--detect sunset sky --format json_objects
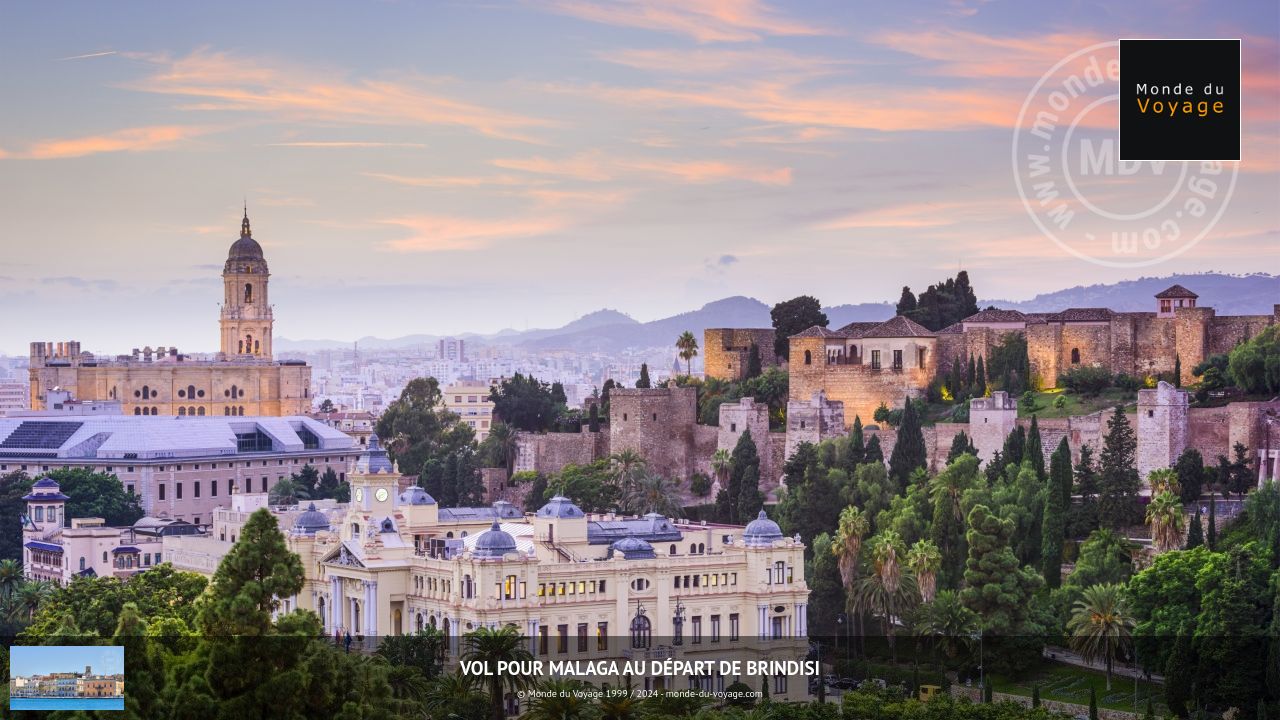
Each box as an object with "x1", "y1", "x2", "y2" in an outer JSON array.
[{"x1": 1, "y1": 0, "x2": 1277, "y2": 354}]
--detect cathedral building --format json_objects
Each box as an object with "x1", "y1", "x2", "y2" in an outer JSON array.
[{"x1": 27, "y1": 209, "x2": 312, "y2": 416}]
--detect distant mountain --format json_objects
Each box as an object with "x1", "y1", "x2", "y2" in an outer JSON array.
[
  {"x1": 984, "y1": 273, "x2": 1279, "y2": 315},
  {"x1": 275, "y1": 273, "x2": 1277, "y2": 353}
]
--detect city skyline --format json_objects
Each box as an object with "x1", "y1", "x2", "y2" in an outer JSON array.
[
  {"x1": 10, "y1": 646, "x2": 124, "y2": 679},
  {"x1": 1, "y1": 0, "x2": 1277, "y2": 355}
]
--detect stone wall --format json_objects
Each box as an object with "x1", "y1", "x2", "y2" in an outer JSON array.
[
  {"x1": 718, "y1": 397, "x2": 775, "y2": 483},
  {"x1": 970, "y1": 392, "x2": 1018, "y2": 468},
  {"x1": 789, "y1": 335, "x2": 931, "y2": 428},
  {"x1": 512, "y1": 429, "x2": 607, "y2": 476},
  {"x1": 784, "y1": 391, "x2": 846, "y2": 462},
  {"x1": 704, "y1": 328, "x2": 777, "y2": 381},
  {"x1": 609, "y1": 384, "x2": 699, "y2": 480}
]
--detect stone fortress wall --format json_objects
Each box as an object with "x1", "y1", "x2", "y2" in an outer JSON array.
[{"x1": 703, "y1": 328, "x2": 778, "y2": 382}]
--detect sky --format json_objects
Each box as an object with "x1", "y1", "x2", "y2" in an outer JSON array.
[
  {"x1": 10, "y1": 645, "x2": 124, "y2": 678},
  {"x1": 0, "y1": 0, "x2": 1277, "y2": 355}
]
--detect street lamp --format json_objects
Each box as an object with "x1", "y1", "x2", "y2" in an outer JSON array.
[{"x1": 672, "y1": 597, "x2": 685, "y2": 646}]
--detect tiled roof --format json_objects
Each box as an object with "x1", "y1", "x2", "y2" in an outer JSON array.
[
  {"x1": 862, "y1": 315, "x2": 936, "y2": 338},
  {"x1": 24, "y1": 541, "x2": 63, "y2": 553},
  {"x1": 835, "y1": 321, "x2": 882, "y2": 338},
  {"x1": 789, "y1": 325, "x2": 843, "y2": 339},
  {"x1": 1046, "y1": 308, "x2": 1116, "y2": 323},
  {"x1": 1155, "y1": 284, "x2": 1198, "y2": 299},
  {"x1": 962, "y1": 308, "x2": 1027, "y2": 324},
  {"x1": 1023, "y1": 313, "x2": 1051, "y2": 325},
  {"x1": 937, "y1": 322, "x2": 964, "y2": 334}
]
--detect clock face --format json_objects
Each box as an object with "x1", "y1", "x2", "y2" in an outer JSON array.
[
  {"x1": 375, "y1": 488, "x2": 389, "y2": 502},
  {"x1": 355, "y1": 488, "x2": 364, "y2": 502}
]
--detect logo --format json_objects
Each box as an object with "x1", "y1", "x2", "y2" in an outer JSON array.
[
  {"x1": 1013, "y1": 41, "x2": 1238, "y2": 268},
  {"x1": 1119, "y1": 39, "x2": 1241, "y2": 161}
]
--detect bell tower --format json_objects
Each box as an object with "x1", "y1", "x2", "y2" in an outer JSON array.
[{"x1": 220, "y1": 206, "x2": 274, "y2": 358}]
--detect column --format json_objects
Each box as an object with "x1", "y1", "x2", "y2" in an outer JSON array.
[
  {"x1": 330, "y1": 577, "x2": 341, "y2": 632},
  {"x1": 449, "y1": 615, "x2": 460, "y2": 657},
  {"x1": 1261, "y1": 450, "x2": 1269, "y2": 485}
]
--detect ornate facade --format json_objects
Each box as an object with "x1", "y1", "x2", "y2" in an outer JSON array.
[{"x1": 27, "y1": 209, "x2": 312, "y2": 416}]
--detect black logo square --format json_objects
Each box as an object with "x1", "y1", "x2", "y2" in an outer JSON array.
[{"x1": 1119, "y1": 39, "x2": 1240, "y2": 161}]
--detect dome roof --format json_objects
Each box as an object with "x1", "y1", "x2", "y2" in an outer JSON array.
[
  {"x1": 32, "y1": 477, "x2": 60, "y2": 489},
  {"x1": 610, "y1": 536, "x2": 655, "y2": 560},
  {"x1": 743, "y1": 510, "x2": 783, "y2": 547},
  {"x1": 354, "y1": 433, "x2": 395, "y2": 474},
  {"x1": 473, "y1": 520, "x2": 518, "y2": 559},
  {"x1": 537, "y1": 496, "x2": 584, "y2": 519},
  {"x1": 292, "y1": 503, "x2": 330, "y2": 534},
  {"x1": 228, "y1": 211, "x2": 264, "y2": 260},
  {"x1": 398, "y1": 487, "x2": 436, "y2": 506}
]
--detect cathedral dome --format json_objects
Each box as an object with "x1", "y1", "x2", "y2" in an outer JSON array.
[
  {"x1": 742, "y1": 510, "x2": 783, "y2": 547},
  {"x1": 473, "y1": 520, "x2": 518, "y2": 559},
  {"x1": 226, "y1": 209, "x2": 267, "y2": 268}
]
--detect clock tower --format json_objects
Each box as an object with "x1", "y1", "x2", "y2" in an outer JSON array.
[
  {"x1": 347, "y1": 434, "x2": 400, "y2": 524},
  {"x1": 220, "y1": 206, "x2": 274, "y2": 358}
]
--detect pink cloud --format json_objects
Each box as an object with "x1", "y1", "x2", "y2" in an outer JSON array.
[
  {"x1": 124, "y1": 49, "x2": 552, "y2": 142},
  {"x1": 379, "y1": 214, "x2": 570, "y2": 252},
  {"x1": 492, "y1": 150, "x2": 792, "y2": 185},
  {"x1": 362, "y1": 172, "x2": 550, "y2": 188},
  {"x1": 541, "y1": 0, "x2": 835, "y2": 43},
  {"x1": 15, "y1": 125, "x2": 207, "y2": 159}
]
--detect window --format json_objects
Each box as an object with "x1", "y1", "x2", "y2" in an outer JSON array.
[
  {"x1": 729, "y1": 614, "x2": 740, "y2": 641},
  {"x1": 692, "y1": 616, "x2": 702, "y2": 644},
  {"x1": 1071, "y1": 347, "x2": 1081, "y2": 364},
  {"x1": 871, "y1": 350, "x2": 881, "y2": 369},
  {"x1": 126, "y1": 484, "x2": 135, "y2": 495},
  {"x1": 176, "y1": 483, "x2": 183, "y2": 500},
  {"x1": 557, "y1": 625, "x2": 568, "y2": 654},
  {"x1": 711, "y1": 615, "x2": 721, "y2": 642},
  {"x1": 577, "y1": 623, "x2": 588, "y2": 653},
  {"x1": 730, "y1": 423, "x2": 736, "y2": 432},
  {"x1": 892, "y1": 349, "x2": 903, "y2": 369},
  {"x1": 211, "y1": 481, "x2": 217, "y2": 497},
  {"x1": 597, "y1": 622, "x2": 608, "y2": 651},
  {"x1": 773, "y1": 675, "x2": 787, "y2": 694},
  {"x1": 159, "y1": 484, "x2": 166, "y2": 501},
  {"x1": 33, "y1": 507, "x2": 43, "y2": 522},
  {"x1": 539, "y1": 626, "x2": 549, "y2": 655},
  {"x1": 630, "y1": 613, "x2": 651, "y2": 650},
  {"x1": 803, "y1": 350, "x2": 812, "y2": 365}
]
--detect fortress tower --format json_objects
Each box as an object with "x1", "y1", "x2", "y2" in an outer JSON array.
[{"x1": 1137, "y1": 380, "x2": 1189, "y2": 489}]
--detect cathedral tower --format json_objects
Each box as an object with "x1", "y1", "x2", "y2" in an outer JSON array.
[{"x1": 220, "y1": 207, "x2": 274, "y2": 358}]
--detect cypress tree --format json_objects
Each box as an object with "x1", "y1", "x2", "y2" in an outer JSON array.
[
  {"x1": 847, "y1": 416, "x2": 866, "y2": 469},
  {"x1": 1032, "y1": 684, "x2": 1041, "y2": 708},
  {"x1": 1003, "y1": 425, "x2": 1026, "y2": 471},
  {"x1": 1025, "y1": 415, "x2": 1045, "y2": 480},
  {"x1": 1186, "y1": 509, "x2": 1203, "y2": 548},
  {"x1": 983, "y1": 676, "x2": 992, "y2": 703},
  {"x1": 746, "y1": 343, "x2": 763, "y2": 379},
  {"x1": 636, "y1": 363, "x2": 651, "y2": 389},
  {"x1": 588, "y1": 403, "x2": 600, "y2": 432},
  {"x1": 1207, "y1": 495, "x2": 1217, "y2": 549},
  {"x1": 1144, "y1": 698, "x2": 1155, "y2": 720},
  {"x1": 1041, "y1": 437, "x2": 1071, "y2": 588},
  {"x1": 889, "y1": 398, "x2": 927, "y2": 491},
  {"x1": 738, "y1": 465, "x2": 763, "y2": 521},
  {"x1": 728, "y1": 429, "x2": 760, "y2": 523},
  {"x1": 1097, "y1": 406, "x2": 1140, "y2": 530},
  {"x1": 1174, "y1": 356, "x2": 1182, "y2": 388},
  {"x1": 975, "y1": 356, "x2": 987, "y2": 396},
  {"x1": 951, "y1": 356, "x2": 964, "y2": 398},
  {"x1": 865, "y1": 434, "x2": 884, "y2": 464},
  {"x1": 947, "y1": 431, "x2": 977, "y2": 464},
  {"x1": 985, "y1": 450, "x2": 1005, "y2": 485},
  {"x1": 967, "y1": 354, "x2": 976, "y2": 390}
]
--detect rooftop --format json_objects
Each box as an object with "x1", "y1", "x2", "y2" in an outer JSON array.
[{"x1": 1155, "y1": 284, "x2": 1199, "y2": 299}]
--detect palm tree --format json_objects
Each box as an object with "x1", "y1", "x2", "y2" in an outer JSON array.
[
  {"x1": 0, "y1": 559, "x2": 22, "y2": 600},
  {"x1": 851, "y1": 530, "x2": 919, "y2": 659},
  {"x1": 912, "y1": 590, "x2": 978, "y2": 661},
  {"x1": 1067, "y1": 583, "x2": 1134, "y2": 691},
  {"x1": 8, "y1": 580, "x2": 54, "y2": 623},
  {"x1": 870, "y1": 530, "x2": 905, "y2": 593},
  {"x1": 906, "y1": 539, "x2": 942, "y2": 603},
  {"x1": 711, "y1": 449, "x2": 732, "y2": 493},
  {"x1": 1146, "y1": 468, "x2": 1181, "y2": 497},
  {"x1": 486, "y1": 421, "x2": 519, "y2": 475},
  {"x1": 676, "y1": 331, "x2": 699, "y2": 376},
  {"x1": 609, "y1": 450, "x2": 647, "y2": 493},
  {"x1": 1145, "y1": 490, "x2": 1186, "y2": 553},
  {"x1": 832, "y1": 506, "x2": 869, "y2": 588},
  {"x1": 598, "y1": 693, "x2": 638, "y2": 720},
  {"x1": 424, "y1": 671, "x2": 486, "y2": 717},
  {"x1": 624, "y1": 472, "x2": 684, "y2": 517},
  {"x1": 461, "y1": 625, "x2": 535, "y2": 720}
]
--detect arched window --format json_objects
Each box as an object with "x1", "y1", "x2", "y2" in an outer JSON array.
[
  {"x1": 670, "y1": 544, "x2": 677, "y2": 556},
  {"x1": 463, "y1": 574, "x2": 474, "y2": 599},
  {"x1": 244, "y1": 283, "x2": 253, "y2": 303},
  {"x1": 79, "y1": 557, "x2": 85, "y2": 571},
  {"x1": 698, "y1": 543, "x2": 705, "y2": 554},
  {"x1": 134, "y1": 407, "x2": 142, "y2": 416},
  {"x1": 102, "y1": 551, "x2": 108, "y2": 563},
  {"x1": 197, "y1": 407, "x2": 205, "y2": 416},
  {"x1": 187, "y1": 385, "x2": 196, "y2": 400},
  {"x1": 33, "y1": 507, "x2": 43, "y2": 522},
  {"x1": 178, "y1": 407, "x2": 186, "y2": 416},
  {"x1": 238, "y1": 340, "x2": 244, "y2": 353},
  {"x1": 254, "y1": 339, "x2": 260, "y2": 354},
  {"x1": 803, "y1": 350, "x2": 812, "y2": 365},
  {"x1": 630, "y1": 613, "x2": 652, "y2": 649},
  {"x1": 1071, "y1": 348, "x2": 1081, "y2": 364},
  {"x1": 189, "y1": 406, "x2": 196, "y2": 416},
  {"x1": 142, "y1": 385, "x2": 151, "y2": 399},
  {"x1": 245, "y1": 334, "x2": 254, "y2": 354}
]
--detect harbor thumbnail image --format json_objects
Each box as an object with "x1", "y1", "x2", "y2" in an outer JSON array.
[{"x1": 9, "y1": 645, "x2": 124, "y2": 711}]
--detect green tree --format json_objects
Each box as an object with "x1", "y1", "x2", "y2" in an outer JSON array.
[
  {"x1": 906, "y1": 539, "x2": 941, "y2": 603},
  {"x1": 1002, "y1": 426, "x2": 1026, "y2": 472},
  {"x1": 947, "y1": 431, "x2": 977, "y2": 464},
  {"x1": 896, "y1": 286, "x2": 918, "y2": 315},
  {"x1": 636, "y1": 363, "x2": 652, "y2": 389},
  {"x1": 1145, "y1": 491, "x2": 1186, "y2": 553},
  {"x1": 199, "y1": 509, "x2": 305, "y2": 636},
  {"x1": 487, "y1": 373, "x2": 564, "y2": 433},
  {"x1": 377, "y1": 377, "x2": 476, "y2": 474},
  {"x1": 1041, "y1": 438, "x2": 1071, "y2": 588},
  {"x1": 269, "y1": 477, "x2": 308, "y2": 505},
  {"x1": 1174, "y1": 447, "x2": 1204, "y2": 504},
  {"x1": 889, "y1": 397, "x2": 927, "y2": 491},
  {"x1": 1206, "y1": 494, "x2": 1217, "y2": 550},
  {"x1": 1097, "y1": 406, "x2": 1140, "y2": 530},
  {"x1": 291, "y1": 463, "x2": 321, "y2": 496},
  {"x1": 770, "y1": 295, "x2": 828, "y2": 359},
  {"x1": 1228, "y1": 324, "x2": 1280, "y2": 394},
  {"x1": 45, "y1": 467, "x2": 145, "y2": 527},
  {"x1": 960, "y1": 505, "x2": 1043, "y2": 670},
  {"x1": 899, "y1": 272, "x2": 979, "y2": 331},
  {"x1": 1185, "y1": 508, "x2": 1203, "y2": 549},
  {"x1": 865, "y1": 434, "x2": 884, "y2": 464},
  {"x1": 588, "y1": 403, "x2": 600, "y2": 432},
  {"x1": 727, "y1": 429, "x2": 760, "y2": 524},
  {"x1": 1067, "y1": 529, "x2": 1134, "y2": 588},
  {"x1": 1025, "y1": 416, "x2": 1045, "y2": 479},
  {"x1": 1067, "y1": 584, "x2": 1133, "y2": 690},
  {"x1": 317, "y1": 398, "x2": 336, "y2": 413},
  {"x1": 988, "y1": 332, "x2": 1032, "y2": 395},
  {"x1": 676, "y1": 331, "x2": 699, "y2": 376},
  {"x1": 315, "y1": 467, "x2": 344, "y2": 501},
  {"x1": 833, "y1": 505, "x2": 869, "y2": 590},
  {"x1": 746, "y1": 343, "x2": 763, "y2": 379},
  {"x1": 930, "y1": 454, "x2": 982, "y2": 590},
  {"x1": 462, "y1": 625, "x2": 535, "y2": 720}
]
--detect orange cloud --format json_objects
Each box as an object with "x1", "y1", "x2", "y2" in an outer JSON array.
[
  {"x1": 598, "y1": 47, "x2": 853, "y2": 77},
  {"x1": 872, "y1": 29, "x2": 1108, "y2": 79},
  {"x1": 265, "y1": 141, "x2": 428, "y2": 149},
  {"x1": 363, "y1": 172, "x2": 548, "y2": 188},
  {"x1": 816, "y1": 199, "x2": 1024, "y2": 230},
  {"x1": 379, "y1": 214, "x2": 569, "y2": 252},
  {"x1": 16, "y1": 125, "x2": 206, "y2": 159},
  {"x1": 492, "y1": 150, "x2": 792, "y2": 185},
  {"x1": 125, "y1": 49, "x2": 552, "y2": 142},
  {"x1": 541, "y1": 0, "x2": 835, "y2": 43}
]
